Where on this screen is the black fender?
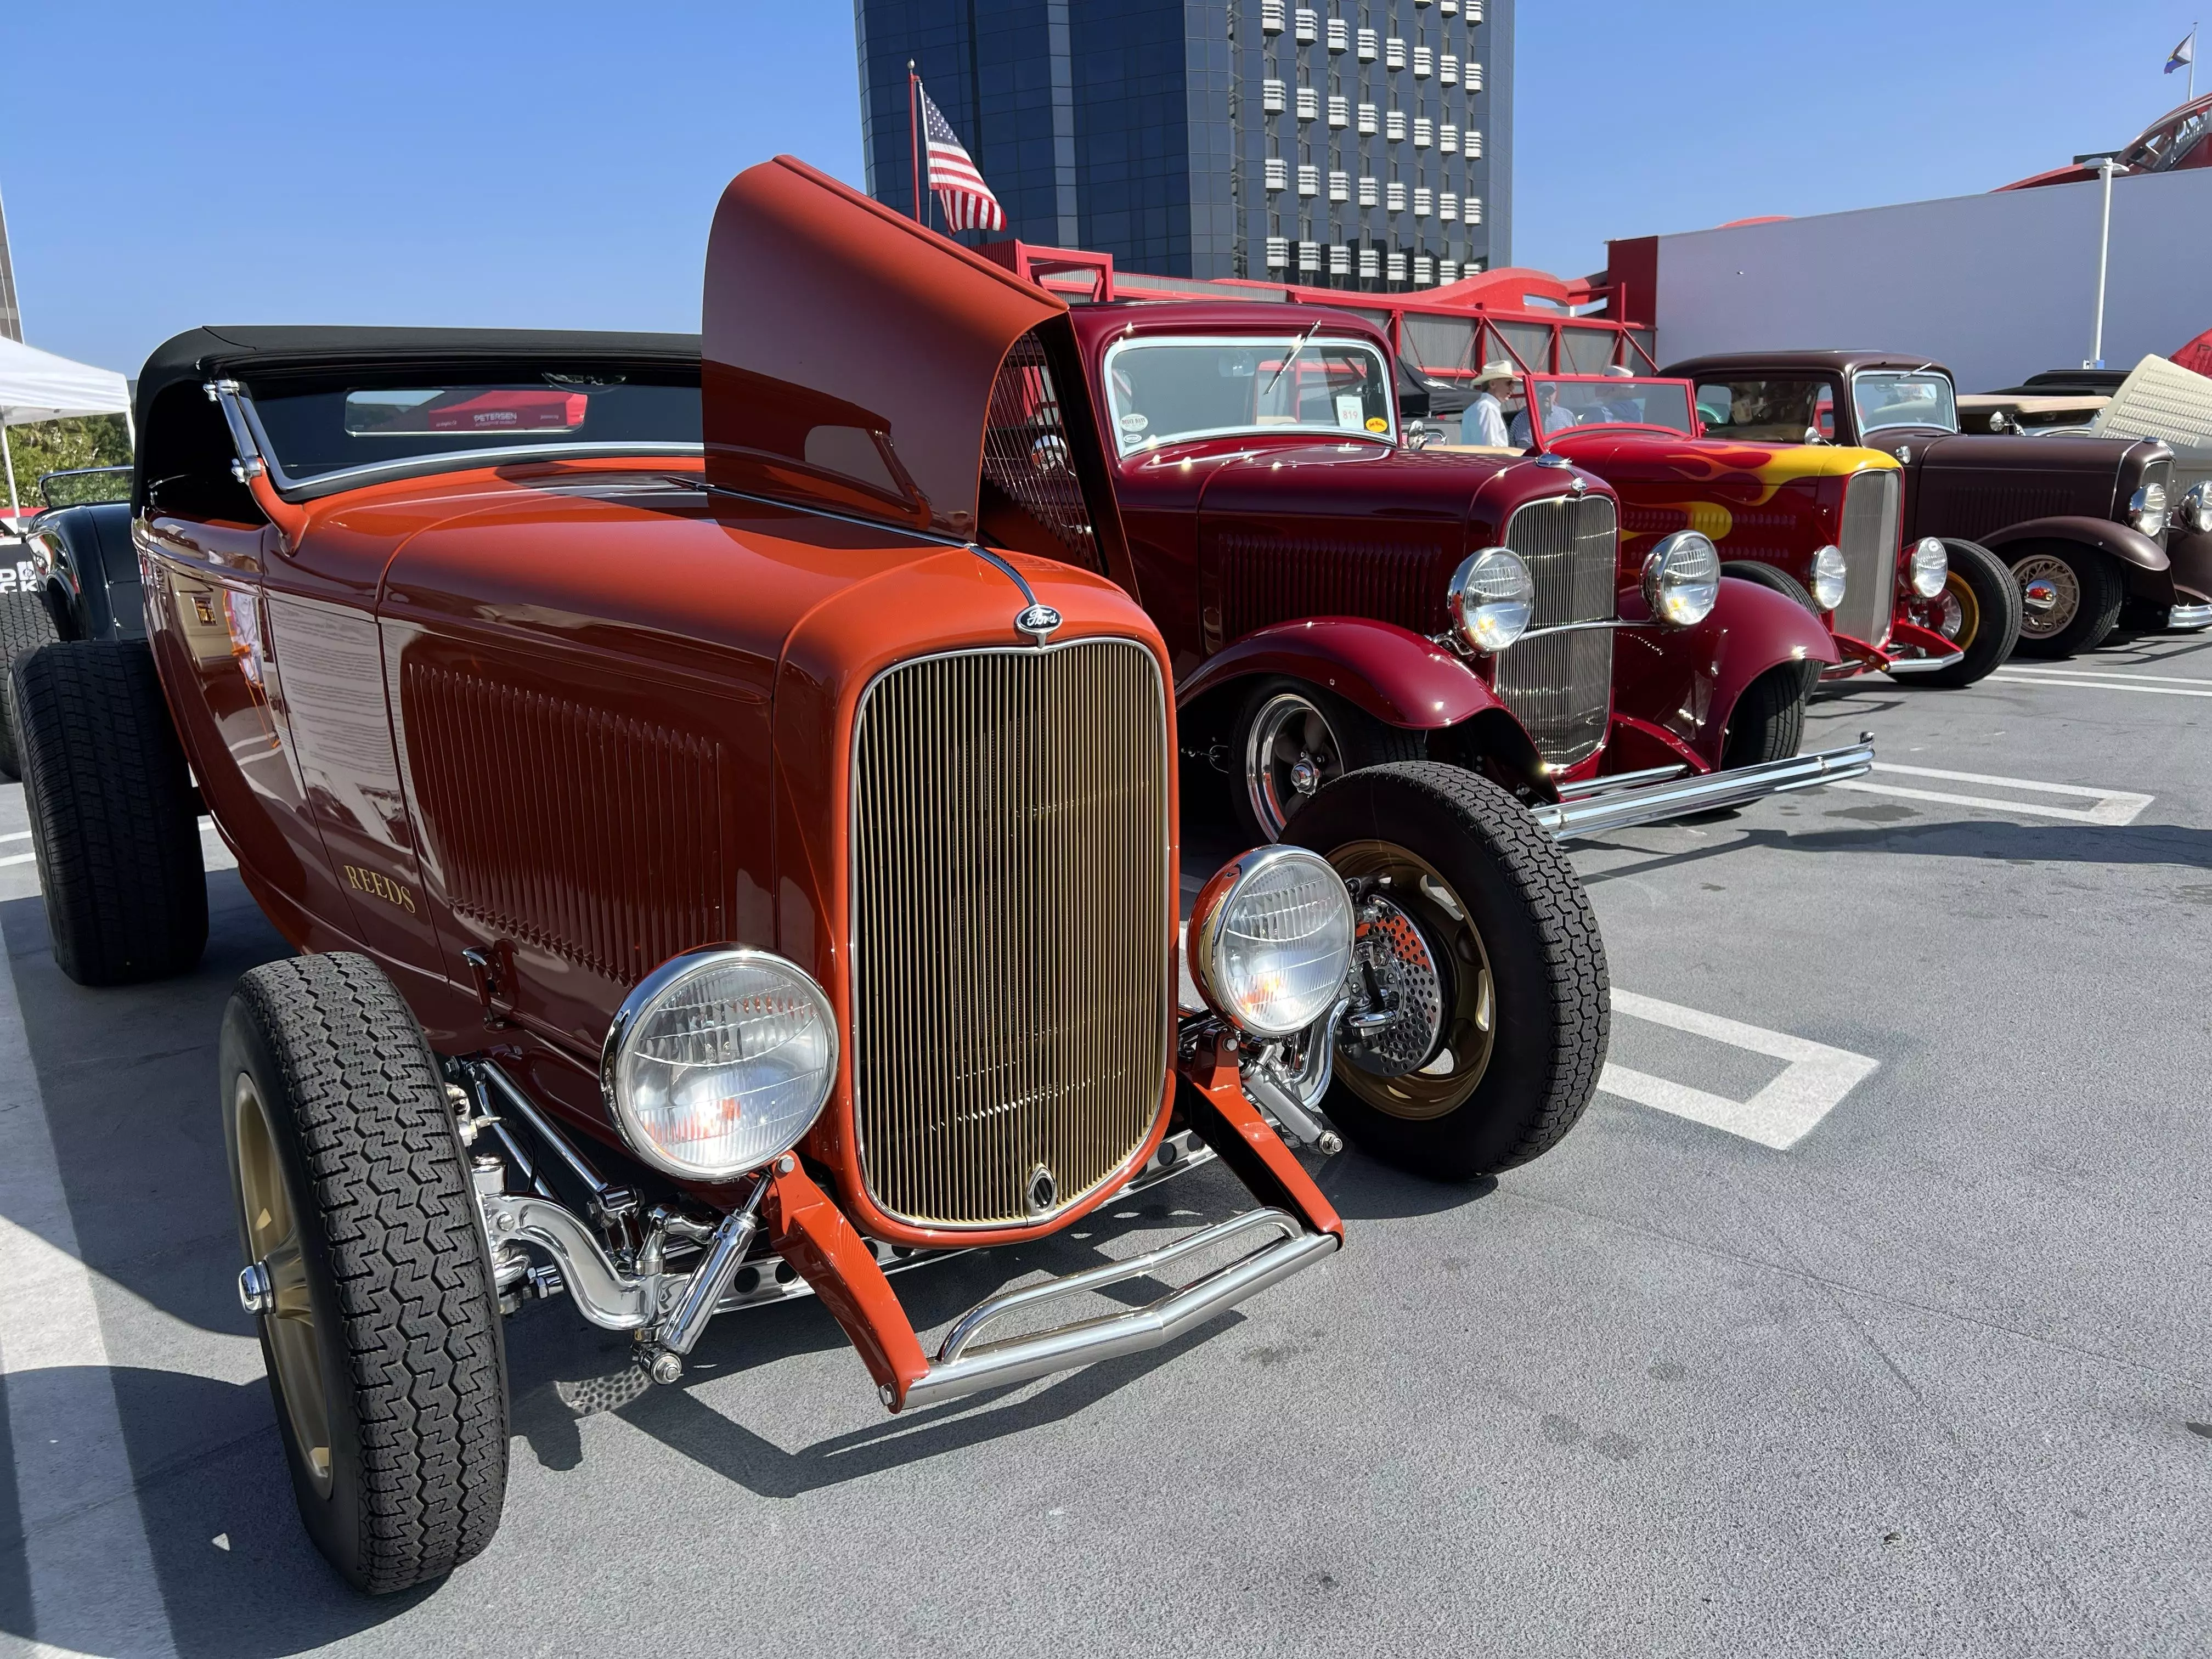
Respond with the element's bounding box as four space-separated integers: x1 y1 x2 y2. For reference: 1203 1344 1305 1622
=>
22 502 142 641
1979 515 2172 603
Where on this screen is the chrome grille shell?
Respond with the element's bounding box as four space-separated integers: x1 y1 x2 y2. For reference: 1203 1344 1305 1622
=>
1492 493 1619 769
848 638 1172 1229
1836 469 1901 648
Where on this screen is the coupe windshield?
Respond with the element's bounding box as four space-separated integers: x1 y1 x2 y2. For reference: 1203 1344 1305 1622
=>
1693 377 1835 442
1103 335 1395 453
1527 376 1696 437
1853 372 1959 435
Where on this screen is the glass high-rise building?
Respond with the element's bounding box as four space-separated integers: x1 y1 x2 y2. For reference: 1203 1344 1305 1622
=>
854 0 1511 291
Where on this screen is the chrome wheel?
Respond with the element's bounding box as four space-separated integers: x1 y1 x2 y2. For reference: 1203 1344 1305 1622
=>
1330 840 1496 1121
2013 554 2079 641
1937 570 1980 648
1244 691 1343 839
234 1072 332 1498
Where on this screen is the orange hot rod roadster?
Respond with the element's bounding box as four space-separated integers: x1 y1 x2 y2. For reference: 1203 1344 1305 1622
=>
13 160 1613 1593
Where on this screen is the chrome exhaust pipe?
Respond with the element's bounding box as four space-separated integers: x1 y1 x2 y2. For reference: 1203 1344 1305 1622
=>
1529 734 1875 842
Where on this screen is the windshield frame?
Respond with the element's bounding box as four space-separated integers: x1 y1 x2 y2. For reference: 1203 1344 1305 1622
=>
1522 373 1702 443
1850 370 1960 438
1099 331 1398 456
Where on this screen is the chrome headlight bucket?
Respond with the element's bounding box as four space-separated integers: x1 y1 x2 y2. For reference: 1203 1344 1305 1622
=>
1446 546 1534 654
1907 536 1949 599
1640 529 1721 627
2130 480 2168 535
1810 544 1849 612
1188 845 1356 1040
601 947 838 1182
2176 481 2212 534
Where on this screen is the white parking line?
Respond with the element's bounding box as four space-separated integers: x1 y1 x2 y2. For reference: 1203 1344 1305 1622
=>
1600 990 1878 1150
0 941 177 1654
1827 762 2153 826
1993 668 2212 699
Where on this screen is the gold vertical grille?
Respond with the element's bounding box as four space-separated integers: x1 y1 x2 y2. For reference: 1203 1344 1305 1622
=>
1837 469 1900 648
850 639 1171 1227
1492 493 1618 769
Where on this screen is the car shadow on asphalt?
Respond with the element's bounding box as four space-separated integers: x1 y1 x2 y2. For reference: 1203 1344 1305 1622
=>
1579 817 2212 885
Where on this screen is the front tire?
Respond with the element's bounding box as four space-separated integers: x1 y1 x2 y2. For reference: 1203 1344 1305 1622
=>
2009 544 2124 658
1720 559 1821 617
222 953 509 1595
1282 763 1609 1179
14 641 206 984
1915 539 2023 687
0 589 61 779
1718 662 1812 769
1229 677 1424 841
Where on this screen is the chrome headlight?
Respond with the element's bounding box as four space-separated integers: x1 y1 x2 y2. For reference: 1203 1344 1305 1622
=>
1639 529 1721 627
1810 544 1849 611
2176 481 2211 534
1907 536 1948 599
1446 546 1533 653
1188 845 1355 1040
601 947 837 1182
2130 479 2167 535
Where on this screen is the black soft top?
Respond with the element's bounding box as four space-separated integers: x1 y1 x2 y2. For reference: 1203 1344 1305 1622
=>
136 325 704 434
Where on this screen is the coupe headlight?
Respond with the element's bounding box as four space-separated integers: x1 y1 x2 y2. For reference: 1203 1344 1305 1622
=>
1188 845 1355 1040
1907 536 1948 599
1446 546 1533 654
601 947 837 1182
1810 544 1849 611
1640 529 1721 627
2175 481 2211 534
2130 480 2168 535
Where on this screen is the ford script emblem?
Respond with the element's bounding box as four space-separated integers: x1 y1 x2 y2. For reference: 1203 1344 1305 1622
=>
1015 602 1063 644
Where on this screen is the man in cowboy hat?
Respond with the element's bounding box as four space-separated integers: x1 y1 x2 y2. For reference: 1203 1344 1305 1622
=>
1458 360 1519 447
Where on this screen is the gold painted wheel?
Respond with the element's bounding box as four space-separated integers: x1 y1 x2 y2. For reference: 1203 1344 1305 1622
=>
1937 569 1981 650
234 1072 332 1498
1329 839 1497 1121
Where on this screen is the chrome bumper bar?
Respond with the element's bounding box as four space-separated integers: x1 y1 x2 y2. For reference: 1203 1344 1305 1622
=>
1882 647 1967 675
898 1208 1338 1412
2168 601 2212 631
1528 735 1876 842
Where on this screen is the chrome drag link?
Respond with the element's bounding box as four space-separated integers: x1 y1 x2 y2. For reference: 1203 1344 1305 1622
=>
1527 733 1876 842
897 1208 1339 1412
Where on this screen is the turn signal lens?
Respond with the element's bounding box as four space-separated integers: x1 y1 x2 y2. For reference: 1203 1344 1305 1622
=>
1446 546 1534 653
1810 544 1849 612
1908 536 1948 599
602 948 837 1181
1188 846 1356 1040
1640 529 1722 627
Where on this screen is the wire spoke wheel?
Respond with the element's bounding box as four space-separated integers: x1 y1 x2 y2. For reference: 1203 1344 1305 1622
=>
2013 554 2080 641
1329 838 1497 1121
234 1072 334 1498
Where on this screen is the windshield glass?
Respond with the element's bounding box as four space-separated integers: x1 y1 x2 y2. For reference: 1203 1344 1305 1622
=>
1103 335 1395 453
1853 372 1958 435
38 466 133 509
1527 376 1695 437
1691 377 1838 442
249 374 702 484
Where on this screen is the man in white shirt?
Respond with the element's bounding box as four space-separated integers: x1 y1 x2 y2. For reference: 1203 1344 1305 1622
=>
1458 362 1518 447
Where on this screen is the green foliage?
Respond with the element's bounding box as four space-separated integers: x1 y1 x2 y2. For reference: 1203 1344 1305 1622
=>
3 415 131 511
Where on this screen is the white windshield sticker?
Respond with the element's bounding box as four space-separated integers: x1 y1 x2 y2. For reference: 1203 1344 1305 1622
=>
1335 393 1364 428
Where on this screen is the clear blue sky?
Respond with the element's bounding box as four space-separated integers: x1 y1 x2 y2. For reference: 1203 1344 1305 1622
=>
3 1 2202 376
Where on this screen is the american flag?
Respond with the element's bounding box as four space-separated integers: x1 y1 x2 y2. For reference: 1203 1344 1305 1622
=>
919 83 1005 233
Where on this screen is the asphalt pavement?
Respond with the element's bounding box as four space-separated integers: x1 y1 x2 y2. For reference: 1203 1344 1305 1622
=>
1 629 2207 1658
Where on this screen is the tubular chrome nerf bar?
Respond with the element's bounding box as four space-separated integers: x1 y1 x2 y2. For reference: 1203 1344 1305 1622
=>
1528 735 1876 842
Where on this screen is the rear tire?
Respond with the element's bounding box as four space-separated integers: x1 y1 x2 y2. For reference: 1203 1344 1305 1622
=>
1230 677 1424 842
0 589 61 779
1722 560 1821 616
221 953 509 1595
1282 763 1608 1179
2008 544 2124 658
1718 662 1811 769
14 641 205 985
1916 540 2023 687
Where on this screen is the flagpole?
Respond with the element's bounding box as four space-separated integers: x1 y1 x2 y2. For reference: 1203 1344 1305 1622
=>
908 62 924 225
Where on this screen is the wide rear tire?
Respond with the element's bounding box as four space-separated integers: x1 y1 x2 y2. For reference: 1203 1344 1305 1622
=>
1283 763 1608 1179
221 953 509 1594
14 640 206 985
1915 539 2022 687
0 589 61 779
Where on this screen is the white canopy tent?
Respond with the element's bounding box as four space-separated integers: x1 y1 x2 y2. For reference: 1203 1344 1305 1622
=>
0 335 133 521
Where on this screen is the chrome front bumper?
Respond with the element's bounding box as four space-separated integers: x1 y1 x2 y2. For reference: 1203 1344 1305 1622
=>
1527 735 1876 841
1882 647 1967 675
2168 601 2212 631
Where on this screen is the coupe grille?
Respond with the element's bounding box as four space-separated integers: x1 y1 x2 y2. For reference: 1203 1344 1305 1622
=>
1493 493 1618 769
1836 469 1900 648
849 640 1171 1228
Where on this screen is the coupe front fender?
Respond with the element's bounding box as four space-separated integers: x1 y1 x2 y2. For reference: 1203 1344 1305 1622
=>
1979 516 2170 574
1612 575 1838 770
2160 527 2212 603
1178 617 1504 730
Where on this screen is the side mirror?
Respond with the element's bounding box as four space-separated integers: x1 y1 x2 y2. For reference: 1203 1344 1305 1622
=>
1803 426 1827 445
